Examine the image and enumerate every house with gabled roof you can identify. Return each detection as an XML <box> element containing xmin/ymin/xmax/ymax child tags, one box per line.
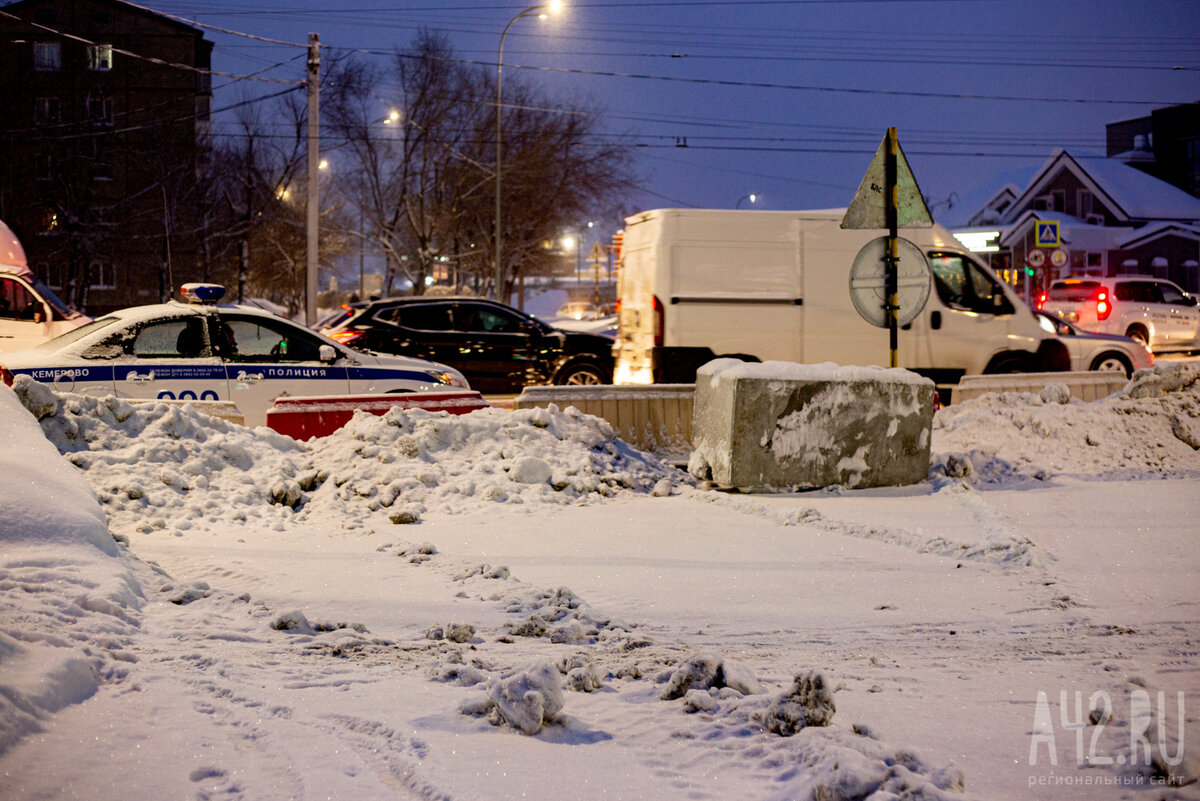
<box><xmin>944</xmin><ymin>149</ymin><xmax>1200</xmax><ymax>301</ymax></box>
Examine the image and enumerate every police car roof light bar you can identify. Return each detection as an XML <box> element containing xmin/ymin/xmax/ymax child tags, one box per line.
<box><xmin>180</xmin><ymin>283</ymin><xmax>226</xmax><ymax>304</ymax></box>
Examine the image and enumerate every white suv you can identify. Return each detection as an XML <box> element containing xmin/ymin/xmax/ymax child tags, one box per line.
<box><xmin>1039</xmin><ymin>276</ymin><xmax>1200</xmax><ymax>352</ymax></box>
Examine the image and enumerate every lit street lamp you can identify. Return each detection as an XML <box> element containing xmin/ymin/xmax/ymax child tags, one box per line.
<box><xmin>736</xmin><ymin>193</ymin><xmax>760</xmax><ymax>209</ymax></box>
<box><xmin>495</xmin><ymin>1</ymin><xmax>563</xmax><ymax>303</ymax></box>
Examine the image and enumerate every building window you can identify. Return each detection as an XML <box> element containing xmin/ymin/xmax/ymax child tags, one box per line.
<box><xmin>1076</xmin><ymin>190</ymin><xmax>1094</xmax><ymax>217</ymax></box>
<box><xmin>35</xmin><ymin>97</ymin><xmax>61</xmax><ymax>125</ymax></box>
<box><xmin>89</xmin><ymin>261</ymin><xmax>115</xmax><ymax>289</ymax></box>
<box><xmin>87</xmin><ymin>44</ymin><xmax>114</xmax><ymax>71</ymax></box>
<box><xmin>87</xmin><ymin>95</ymin><xmax>114</xmax><ymax>126</ymax></box>
<box><xmin>36</xmin><ymin>262</ymin><xmax>64</xmax><ymax>290</ymax></box>
<box><xmin>93</xmin><ymin>160</ymin><xmax>114</xmax><ymax>182</ymax></box>
<box><xmin>33</xmin><ymin>42</ymin><xmax>61</xmax><ymax>71</ymax></box>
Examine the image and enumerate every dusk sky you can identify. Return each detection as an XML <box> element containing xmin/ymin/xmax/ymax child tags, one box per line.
<box><xmin>150</xmin><ymin>0</ymin><xmax>1199</xmax><ymax>241</ymax></box>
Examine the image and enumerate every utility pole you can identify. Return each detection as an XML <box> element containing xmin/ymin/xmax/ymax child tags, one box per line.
<box><xmin>305</xmin><ymin>33</ymin><xmax>320</xmax><ymax>326</ymax></box>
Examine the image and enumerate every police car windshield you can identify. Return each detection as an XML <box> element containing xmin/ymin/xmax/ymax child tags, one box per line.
<box><xmin>33</xmin><ymin>315</ymin><xmax>121</xmax><ymax>351</ymax></box>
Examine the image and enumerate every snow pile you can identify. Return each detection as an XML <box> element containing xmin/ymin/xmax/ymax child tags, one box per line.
<box><xmin>0</xmin><ymin>385</ymin><xmax>144</xmax><ymax>757</ymax></box>
<box><xmin>932</xmin><ymin>363</ymin><xmax>1200</xmax><ymax>483</ymax></box>
<box><xmin>11</xmin><ymin>377</ymin><xmax>682</xmax><ymax>541</ymax></box>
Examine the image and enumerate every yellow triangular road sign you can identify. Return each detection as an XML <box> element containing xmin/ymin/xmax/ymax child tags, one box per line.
<box><xmin>841</xmin><ymin>131</ymin><xmax>933</xmax><ymax>230</ymax></box>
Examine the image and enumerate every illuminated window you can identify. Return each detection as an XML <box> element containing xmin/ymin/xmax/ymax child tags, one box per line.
<box><xmin>88</xmin><ymin>44</ymin><xmax>114</xmax><ymax>71</ymax></box>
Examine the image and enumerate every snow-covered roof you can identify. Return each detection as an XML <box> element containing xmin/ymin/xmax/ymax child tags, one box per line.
<box><xmin>936</xmin><ymin>166</ymin><xmax>1039</xmax><ymax>228</ymax></box>
<box><xmin>1006</xmin><ymin>150</ymin><xmax>1200</xmax><ymax>224</ymax></box>
<box><xmin>1117</xmin><ymin>221</ymin><xmax>1200</xmax><ymax>250</ymax></box>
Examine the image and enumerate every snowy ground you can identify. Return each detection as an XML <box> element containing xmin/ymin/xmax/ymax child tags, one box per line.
<box><xmin>1</xmin><ymin>364</ymin><xmax>1199</xmax><ymax>800</ymax></box>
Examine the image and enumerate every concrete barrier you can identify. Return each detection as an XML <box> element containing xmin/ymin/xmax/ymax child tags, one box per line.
<box><xmin>949</xmin><ymin>371</ymin><xmax>1128</xmax><ymax>404</ymax></box>
<box><xmin>689</xmin><ymin>360</ymin><xmax>935</xmax><ymax>490</ymax></box>
<box><xmin>512</xmin><ymin>384</ymin><xmax>695</xmax><ymax>458</ymax></box>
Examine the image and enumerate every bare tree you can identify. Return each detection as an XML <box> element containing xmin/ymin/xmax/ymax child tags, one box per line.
<box><xmin>324</xmin><ymin>32</ymin><xmax>634</xmax><ymax>300</ymax></box>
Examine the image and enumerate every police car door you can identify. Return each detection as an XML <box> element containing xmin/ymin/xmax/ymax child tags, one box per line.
<box><xmin>216</xmin><ymin>313</ymin><xmax>349</xmax><ymax>427</ymax></box>
<box><xmin>114</xmin><ymin>315</ymin><xmax>230</xmax><ymax>405</ymax></box>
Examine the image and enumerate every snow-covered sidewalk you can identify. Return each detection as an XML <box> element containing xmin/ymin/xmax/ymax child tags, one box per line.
<box><xmin>1</xmin><ymin>366</ymin><xmax>1198</xmax><ymax>800</ymax></box>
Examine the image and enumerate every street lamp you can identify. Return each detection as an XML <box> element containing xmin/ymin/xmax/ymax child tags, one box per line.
<box><xmin>736</xmin><ymin>193</ymin><xmax>760</xmax><ymax>209</ymax></box>
<box><xmin>495</xmin><ymin>1</ymin><xmax>563</xmax><ymax>303</ymax></box>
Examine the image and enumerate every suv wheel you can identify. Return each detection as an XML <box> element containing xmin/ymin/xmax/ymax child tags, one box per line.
<box><xmin>1124</xmin><ymin>326</ymin><xmax>1149</xmax><ymax>347</ymax></box>
<box><xmin>556</xmin><ymin>361</ymin><xmax>609</xmax><ymax>386</ymax></box>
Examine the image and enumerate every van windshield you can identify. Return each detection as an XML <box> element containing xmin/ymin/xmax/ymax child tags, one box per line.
<box><xmin>1048</xmin><ymin>281</ymin><xmax>1101</xmax><ymax>302</ymax></box>
<box><xmin>928</xmin><ymin>252</ymin><xmax>1014</xmax><ymax>315</ymax></box>
<box><xmin>26</xmin><ymin>274</ymin><xmax>81</xmax><ymax>319</ymax></box>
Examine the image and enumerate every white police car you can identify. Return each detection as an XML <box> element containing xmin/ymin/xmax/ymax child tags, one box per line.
<box><xmin>0</xmin><ymin>284</ymin><xmax>470</xmax><ymax>427</ymax></box>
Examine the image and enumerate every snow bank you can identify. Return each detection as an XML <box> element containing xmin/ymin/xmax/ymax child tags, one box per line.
<box><xmin>15</xmin><ymin>383</ymin><xmax>681</xmax><ymax>543</ymax></box>
<box><xmin>931</xmin><ymin>363</ymin><xmax>1200</xmax><ymax>484</ymax></box>
<box><xmin>0</xmin><ymin>382</ymin><xmax>143</xmax><ymax>757</ymax></box>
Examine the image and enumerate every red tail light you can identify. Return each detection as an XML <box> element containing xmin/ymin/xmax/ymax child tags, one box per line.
<box><xmin>327</xmin><ymin>330</ymin><xmax>365</xmax><ymax>345</ymax></box>
<box><xmin>652</xmin><ymin>295</ymin><xmax>664</xmax><ymax>348</ymax></box>
<box><xmin>1036</xmin><ymin>293</ymin><xmax>1047</xmax><ymax>310</ymax></box>
<box><xmin>614</xmin><ymin>298</ymin><xmax>622</xmax><ymax>314</ymax></box>
<box><xmin>1096</xmin><ymin>291</ymin><xmax>1111</xmax><ymax>321</ymax></box>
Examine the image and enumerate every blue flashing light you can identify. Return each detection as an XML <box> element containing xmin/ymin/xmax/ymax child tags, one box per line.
<box><xmin>180</xmin><ymin>283</ymin><xmax>226</xmax><ymax>304</ymax></box>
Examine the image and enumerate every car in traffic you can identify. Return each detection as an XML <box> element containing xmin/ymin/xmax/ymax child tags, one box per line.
<box><xmin>320</xmin><ymin>296</ymin><xmax>614</xmax><ymax>394</ymax></box>
<box><xmin>1033</xmin><ymin>311</ymin><xmax>1153</xmax><ymax>377</ymax></box>
<box><xmin>0</xmin><ymin>284</ymin><xmax>470</xmax><ymax>427</ymax></box>
<box><xmin>1038</xmin><ymin>276</ymin><xmax>1199</xmax><ymax>352</ymax></box>
<box><xmin>556</xmin><ymin>300</ymin><xmax>610</xmax><ymax>321</ymax></box>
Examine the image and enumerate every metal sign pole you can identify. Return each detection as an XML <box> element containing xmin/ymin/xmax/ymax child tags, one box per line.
<box><xmin>885</xmin><ymin>127</ymin><xmax>899</xmax><ymax>368</ymax></box>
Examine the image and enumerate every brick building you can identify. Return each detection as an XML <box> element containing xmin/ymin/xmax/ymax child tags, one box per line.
<box><xmin>0</xmin><ymin>0</ymin><xmax>212</xmax><ymax>314</ymax></box>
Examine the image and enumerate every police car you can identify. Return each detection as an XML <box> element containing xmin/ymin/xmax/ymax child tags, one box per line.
<box><xmin>0</xmin><ymin>284</ymin><xmax>470</xmax><ymax>427</ymax></box>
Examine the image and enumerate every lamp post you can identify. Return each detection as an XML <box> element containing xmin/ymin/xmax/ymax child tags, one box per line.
<box><xmin>495</xmin><ymin>1</ymin><xmax>563</xmax><ymax>303</ymax></box>
<box><xmin>736</xmin><ymin>193</ymin><xmax>760</xmax><ymax>209</ymax></box>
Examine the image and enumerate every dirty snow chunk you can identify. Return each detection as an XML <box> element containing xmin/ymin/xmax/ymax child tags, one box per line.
<box><xmin>1038</xmin><ymin>382</ymin><xmax>1071</xmax><ymax>405</ymax></box>
<box><xmin>763</xmin><ymin>671</ymin><xmax>835</xmax><ymax>735</ymax></box>
<box><xmin>475</xmin><ymin>660</ymin><xmax>565</xmax><ymax>735</ymax></box>
<box><xmin>508</xmin><ymin>456</ymin><xmax>553</xmax><ymax>485</ymax></box>
<box><xmin>272</xmin><ymin>610</ymin><xmax>314</xmax><ymax>634</ymax></box>
<box><xmin>12</xmin><ymin>375</ymin><xmax>58</xmax><ymax>420</ymax></box>
<box><xmin>683</xmin><ymin>689</ymin><xmax>719</xmax><ymax>713</ymax></box>
<box><xmin>430</xmin><ymin>663</ymin><xmax>486</xmax><ymax>686</ymax></box>
<box><xmin>445</xmin><ymin>623</ymin><xmax>476</xmax><ymax>643</ymax></box>
<box><xmin>661</xmin><ymin>653</ymin><xmax>760</xmax><ymax>700</ymax></box>
<box><xmin>652</xmin><ymin>479</ymin><xmax>674</xmax><ymax>497</ymax></box>
<box><xmin>389</xmin><ymin>507</ymin><xmax>421</xmax><ymax>525</ymax></box>
<box><xmin>269</xmin><ymin>480</ymin><xmax>303</xmax><ymax>508</ymax></box>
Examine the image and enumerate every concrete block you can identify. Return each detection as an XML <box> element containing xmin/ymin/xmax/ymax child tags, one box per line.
<box><xmin>688</xmin><ymin>360</ymin><xmax>935</xmax><ymax>490</ymax></box>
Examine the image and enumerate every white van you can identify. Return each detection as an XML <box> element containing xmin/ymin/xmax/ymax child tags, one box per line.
<box><xmin>612</xmin><ymin>208</ymin><xmax>1069</xmax><ymax>385</ymax></box>
<box><xmin>0</xmin><ymin>218</ymin><xmax>90</xmax><ymax>351</ymax></box>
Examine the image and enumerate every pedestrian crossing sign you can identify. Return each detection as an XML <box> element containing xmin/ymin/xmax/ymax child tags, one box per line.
<box><xmin>1035</xmin><ymin>220</ymin><xmax>1060</xmax><ymax>248</ymax></box>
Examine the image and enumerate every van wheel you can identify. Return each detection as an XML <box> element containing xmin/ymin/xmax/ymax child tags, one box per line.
<box><xmin>1125</xmin><ymin>326</ymin><xmax>1149</xmax><ymax>347</ymax></box>
<box><xmin>1090</xmin><ymin>352</ymin><xmax>1132</xmax><ymax>377</ymax></box>
<box><xmin>556</xmin><ymin>361</ymin><xmax>609</xmax><ymax>386</ymax></box>
<box><xmin>983</xmin><ymin>353</ymin><xmax>1038</xmax><ymax>374</ymax></box>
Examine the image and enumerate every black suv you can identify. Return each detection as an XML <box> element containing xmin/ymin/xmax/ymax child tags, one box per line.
<box><xmin>319</xmin><ymin>296</ymin><xmax>614</xmax><ymax>394</ymax></box>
